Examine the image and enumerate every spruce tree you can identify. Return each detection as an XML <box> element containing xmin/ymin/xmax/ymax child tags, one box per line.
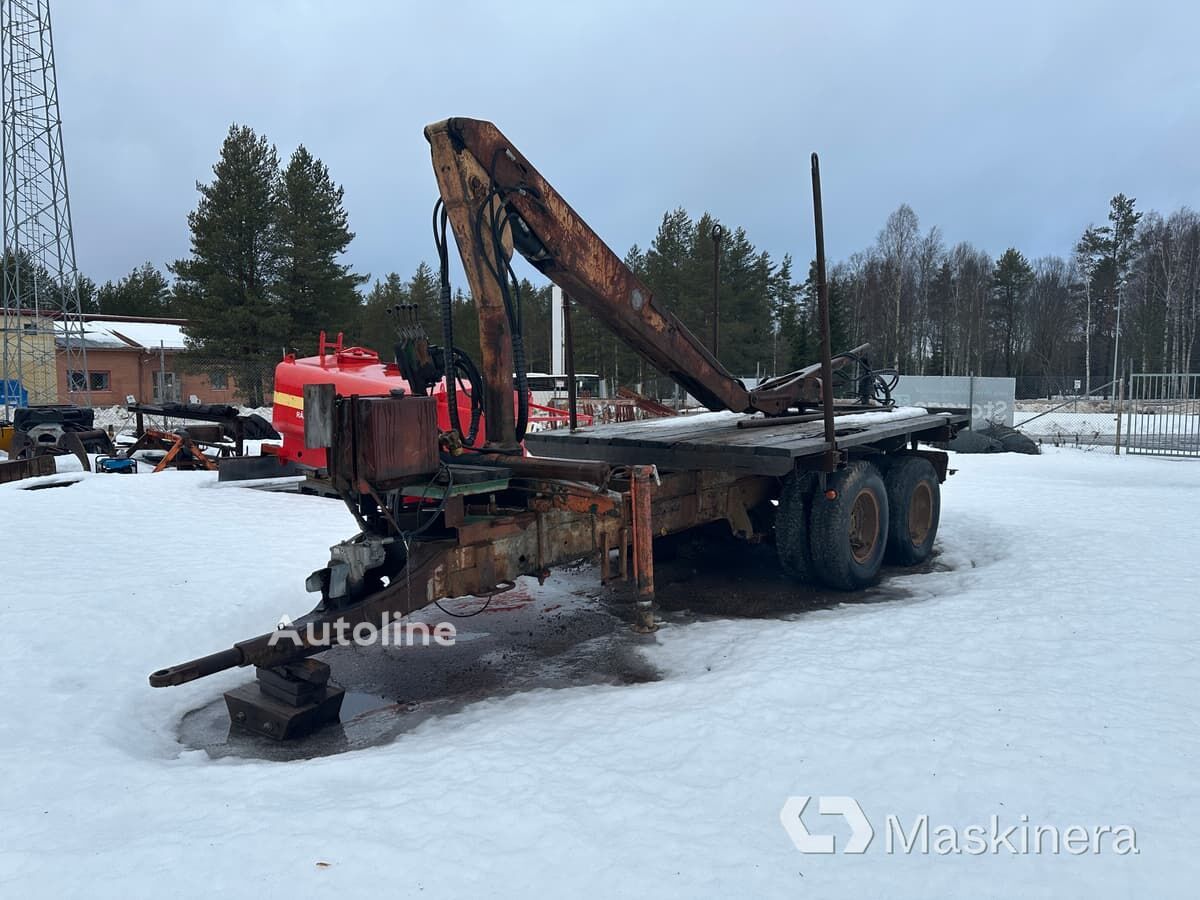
<box><xmin>991</xmin><ymin>248</ymin><xmax>1034</xmax><ymax>376</ymax></box>
<box><xmin>171</xmin><ymin>125</ymin><xmax>283</xmax><ymax>406</ymax></box>
<box><xmin>275</xmin><ymin>145</ymin><xmax>366</xmax><ymax>353</ymax></box>
<box><xmin>797</xmin><ymin>260</ymin><xmax>851</xmax><ymax>372</ymax></box>
<box><xmin>768</xmin><ymin>254</ymin><xmax>801</xmax><ymax>373</ymax></box>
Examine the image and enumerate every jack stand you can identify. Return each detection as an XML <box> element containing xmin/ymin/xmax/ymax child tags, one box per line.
<box><xmin>634</xmin><ymin>598</ymin><xmax>658</xmax><ymax>634</ymax></box>
<box><xmin>224</xmin><ymin>659</ymin><xmax>345</xmax><ymax>740</ymax></box>
<box><xmin>631</xmin><ymin>465</ymin><xmax>659</xmax><ymax>634</ymax></box>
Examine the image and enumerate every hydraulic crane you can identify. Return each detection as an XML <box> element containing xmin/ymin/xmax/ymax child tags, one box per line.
<box><xmin>425</xmin><ymin>117</ymin><xmax>862</xmax><ymax>450</ymax></box>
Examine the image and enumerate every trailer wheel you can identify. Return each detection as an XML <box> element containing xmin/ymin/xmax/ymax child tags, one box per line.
<box><xmin>775</xmin><ymin>470</ymin><xmax>815</xmax><ymax>582</ymax></box>
<box><xmin>882</xmin><ymin>456</ymin><xmax>940</xmax><ymax>566</ymax></box>
<box><xmin>809</xmin><ymin>462</ymin><xmax>888</xmax><ymax>590</ymax></box>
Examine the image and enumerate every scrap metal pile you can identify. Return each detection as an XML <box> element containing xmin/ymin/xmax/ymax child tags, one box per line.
<box><xmin>0</xmin><ymin>401</ymin><xmax>280</xmax><ymax>481</ymax></box>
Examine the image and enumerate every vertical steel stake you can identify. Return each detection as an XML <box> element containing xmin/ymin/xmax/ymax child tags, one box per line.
<box><xmin>811</xmin><ymin>154</ymin><xmax>838</xmax><ymax>472</ymax></box>
<box><xmin>710</xmin><ymin>224</ymin><xmax>725</xmax><ymax>357</ymax></box>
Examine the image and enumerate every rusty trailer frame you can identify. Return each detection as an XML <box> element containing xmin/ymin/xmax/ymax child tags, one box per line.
<box><xmin>149</xmin><ymin>407</ymin><xmax>964</xmax><ymax>693</ymax></box>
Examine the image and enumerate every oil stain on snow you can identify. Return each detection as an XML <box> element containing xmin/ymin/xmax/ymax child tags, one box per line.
<box><xmin>177</xmin><ymin>568</ymin><xmax>663</xmax><ymax>761</ymax></box>
<box><xmin>177</xmin><ymin>533</ymin><xmax>966</xmax><ymax>762</ymax></box>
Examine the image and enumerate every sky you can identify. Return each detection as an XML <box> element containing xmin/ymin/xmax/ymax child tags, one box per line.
<box><xmin>51</xmin><ymin>0</ymin><xmax>1200</xmax><ymax>288</ymax></box>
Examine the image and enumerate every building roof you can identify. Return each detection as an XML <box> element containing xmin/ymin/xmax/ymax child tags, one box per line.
<box><xmin>55</xmin><ymin>318</ymin><xmax>188</xmax><ymax>351</ymax></box>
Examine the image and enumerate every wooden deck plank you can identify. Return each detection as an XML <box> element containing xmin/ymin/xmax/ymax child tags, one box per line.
<box><xmin>683</xmin><ymin>422</ymin><xmax>830</xmax><ymax>448</ymax></box>
<box><xmin>525</xmin><ymin>434</ymin><xmax>803</xmax><ymax>475</ymax></box>
<box><xmin>526</xmin><ymin>411</ymin><xmax>964</xmax><ymax>475</ymax></box>
<box><xmin>564</xmin><ymin>413</ymin><xmax>738</xmax><ymax>443</ymax></box>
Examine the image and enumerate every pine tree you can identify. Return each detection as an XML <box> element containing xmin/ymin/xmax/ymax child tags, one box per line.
<box><xmin>408</xmin><ymin>261</ymin><xmax>438</xmax><ymax>309</ymax></box>
<box><xmin>96</xmin><ymin>263</ymin><xmax>172</xmax><ymax>317</ymax></box>
<box><xmin>991</xmin><ymin>248</ymin><xmax>1034</xmax><ymax>376</ymax></box>
<box><xmin>768</xmin><ymin>254</ymin><xmax>801</xmax><ymax>373</ymax></box>
<box><xmin>1074</xmin><ymin>226</ymin><xmax>1106</xmax><ymax>392</ymax></box>
<box><xmin>796</xmin><ymin>260</ymin><xmax>851</xmax><ymax>371</ymax></box>
<box><xmin>928</xmin><ymin>260</ymin><xmax>954</xmax><ymax>375</ymax></box>
<box><xmin>514</xmin><ymin>278</ymin><xmax>553</xmax><ymax>373</ymax></box>
<box><xmin>449</xmin><ymin>286</ymin><xmax>480</xmax><ymax>366</ymax></box>
<box><xmin>275</xmin><ymin>145</ymin><xmax>366</xmax><ymax>354</ymax></box>
<box><xmin>171</xmin><ymin>125</ymin><xmax>283</xmax><ymax>406</ymax></box>
<box><xmin>1105</xmin><ymin>193</ymin><xmax>1142</xmax><ymax>388</ymax></box>
<box><xmin>356</xmin><ymin>273</ymin><xmax>410</xmax><ymax>353</ymax></box>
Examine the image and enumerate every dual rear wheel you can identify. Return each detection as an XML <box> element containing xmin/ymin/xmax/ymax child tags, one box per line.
<box><xmin>776</xmin><ymin>456</ymin><xmax>940</xmax><ymax>591</ymax></box>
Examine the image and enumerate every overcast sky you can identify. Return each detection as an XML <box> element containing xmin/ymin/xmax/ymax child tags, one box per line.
<box><xmin>53</xmin><ymin>0</ymin><xmax>1199</xmax><ymax>288</ymax></box>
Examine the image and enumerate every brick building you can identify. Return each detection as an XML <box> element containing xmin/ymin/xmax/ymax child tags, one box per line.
<box><xmin>1</xmin><ymin>308</ymin><xmax>58</xmax><ymax>406</ymax></box>
<box><xmin>54</xmin><ymin>315</ymin><xmax>239</xmax><ymax>406</ymax></box>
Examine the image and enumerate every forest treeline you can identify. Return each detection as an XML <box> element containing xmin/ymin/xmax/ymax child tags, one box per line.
<box><xmin>83</xmin><ymin>125</ymin><xmax>1199</xmax><ymax>400</ymax></box>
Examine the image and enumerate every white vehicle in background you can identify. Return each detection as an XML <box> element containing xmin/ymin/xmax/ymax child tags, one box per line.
<box><xmin>524</xmin><ymin>372</ymin><xmax>606</xmax><ymax>408</ymax></box>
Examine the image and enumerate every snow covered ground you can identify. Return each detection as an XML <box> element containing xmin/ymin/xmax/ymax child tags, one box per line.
<box><xmin>1</xmin><ymin>450</ymin><xmax>1198</xmax><ymax>897</ymax></box>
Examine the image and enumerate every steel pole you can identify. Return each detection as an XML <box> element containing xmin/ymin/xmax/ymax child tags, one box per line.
<box><xmin>564</xmin><ymin>291</ymin><xmax>577</xmax><ymax>431</ymax></box>
<box><xmin>710</xmin><ymin>224</ymin><xmax>725</xmax><ymax>357</ymax></box>
<box><xmin>811</xmin><ymin>154</ymin><xmax>837</xmax><ymax>472</ymax></box>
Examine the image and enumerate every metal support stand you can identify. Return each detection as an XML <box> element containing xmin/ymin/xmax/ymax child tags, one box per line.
<box><xmin>631</xmin><ymin>465</ymin><xmax>658</xmax><ymax>633</ymax></box>
<box><xmin>224</xmin><ymin>659</ymin><xmax>345</xmax><ymax>740</ymax></box>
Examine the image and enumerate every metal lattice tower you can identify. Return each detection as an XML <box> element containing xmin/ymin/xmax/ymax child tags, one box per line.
<box><xmin>1</xmin><ymin>0</ymin><xmax>87</xmax><ymax>415</ymax></box>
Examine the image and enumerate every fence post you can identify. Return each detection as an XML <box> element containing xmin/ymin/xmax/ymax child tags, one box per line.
<box><xmin>1114</xmin><ymin>377</ymin><xmax>1123</xmax><ymax>455</ymax></box>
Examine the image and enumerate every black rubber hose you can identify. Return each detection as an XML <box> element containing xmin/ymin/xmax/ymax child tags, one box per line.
<box><xmin>433</xmin><ymin>199</ymin><xmax>482</xmax><ymax>444</ymax></box>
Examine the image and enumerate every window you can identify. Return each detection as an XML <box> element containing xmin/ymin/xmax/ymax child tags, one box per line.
<box><xmin>575</xmin><ymin>375</ymin><xmax>601</xmax><ymax>397</ymax></box>
<box><xmin>153</xmin><ymin>371</ymin><xmax>180</xmax><ymax>403</ymax></box>
<box><xmin>67</xmin><ymin>371</ymin><xmax>110</xmax><ymax>392</ymax></box>
<box><xmin>210</xmin><ymin>371</ymin><xmax>228</xmax><ymax>391</ymax></box>
<box><xmin>526</xmin><ymin>375</ymin><xmax>558</xmax><ymax>391</ymax></box>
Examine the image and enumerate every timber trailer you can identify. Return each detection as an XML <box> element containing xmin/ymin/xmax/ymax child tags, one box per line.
<box><xmin>149</xmin><ymin>118</ymin><xmax>967</xmax><ymax>739</ymax></box>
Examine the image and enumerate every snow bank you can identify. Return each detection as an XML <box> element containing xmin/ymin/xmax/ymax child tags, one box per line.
<box><xmin>1</xmin><ymin>452</ymin><xmax>1197</xmax><ymax>896</ymax></box>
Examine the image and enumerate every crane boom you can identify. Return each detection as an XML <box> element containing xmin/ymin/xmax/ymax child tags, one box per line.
<box><xmin>425</xmin><ymin>117</ymin><xmax>838</xmax><ymax>447</ymax></box>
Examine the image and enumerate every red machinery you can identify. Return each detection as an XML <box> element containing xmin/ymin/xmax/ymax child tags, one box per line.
<box><xmin>272</xmin><ymin>332</ymin><xmax>585</xmax><ymax>469</ymax></box>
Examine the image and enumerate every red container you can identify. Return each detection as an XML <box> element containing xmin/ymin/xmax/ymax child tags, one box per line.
<box><xmin>272</xmin><ymin>343</ymin><xmax>484</xmax><ymax>469</ymax></box>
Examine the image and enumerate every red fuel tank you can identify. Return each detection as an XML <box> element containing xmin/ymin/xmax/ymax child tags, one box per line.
<box><xmin>272</xmin><ymin>342</ymin><xmax>484</xmax><ymax>468</ymax></box>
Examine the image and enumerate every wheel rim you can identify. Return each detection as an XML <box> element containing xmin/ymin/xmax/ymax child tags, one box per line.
<box><xmin>848</xmin><ymin>489</ymin><xmax>880</xmax><ymax>564</ymax></box>
<box><xmin>908</xmin><ymin>481</ymin><xmax>933</xmax><ymax>547</ymax></box>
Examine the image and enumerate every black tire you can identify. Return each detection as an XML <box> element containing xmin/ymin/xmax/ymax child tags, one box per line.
<box><xmin>809</xmin><ymin>462</ymin><xmax>889</xmax><ymax>590</ymax></box>
<box><xmin>996</xmin><ymin>431</ymin><xmax>1040</xmax><ymax>455</ymax></box>
<box><xmin>948</xmin><ymin>430</ymin><xmax>1002</xmax><ymax>453</ymax></box>
<box><xmin>882</xmin><ymin>456</ymin><xmax>940</xmax><ymax>566</ymax></box>
<box><xmin>775</xmin><ymin>470</ymin><xmax>815</xmax><ymax>582</ymax></box>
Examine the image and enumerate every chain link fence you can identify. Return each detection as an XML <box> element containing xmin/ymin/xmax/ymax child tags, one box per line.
<box><xmin>1012</xmin><ymin>373</ymin><xmax>1200</xmax><ymax>456</ymax></box>
<box><xmin>1013</xmin><ymin>379</ymin><xmax>1123</xmax><ymax>454</ymax></box>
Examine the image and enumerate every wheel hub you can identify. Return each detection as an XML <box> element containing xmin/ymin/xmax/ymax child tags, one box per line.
<box><xmin>908</xmin><ymin>482</ymin><xmax>933</xmax><ymax>547</ymax></box>
<box><xmin>848</xmin><ymin>489</ymin><xmax>880</xmax><ymax>564</ymax></box>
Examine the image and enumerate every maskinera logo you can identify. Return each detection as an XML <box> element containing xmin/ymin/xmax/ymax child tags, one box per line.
<box><xmin>779</xmin><ymin>796</ymin><xmax>1139</xmax><ymax>856</ymax></box>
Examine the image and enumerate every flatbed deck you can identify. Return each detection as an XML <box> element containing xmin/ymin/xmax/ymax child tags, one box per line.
<box><xmin>524</xmin><ymin>406</ymin><xmax>967</xmax><ymax>475</ymax></box>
